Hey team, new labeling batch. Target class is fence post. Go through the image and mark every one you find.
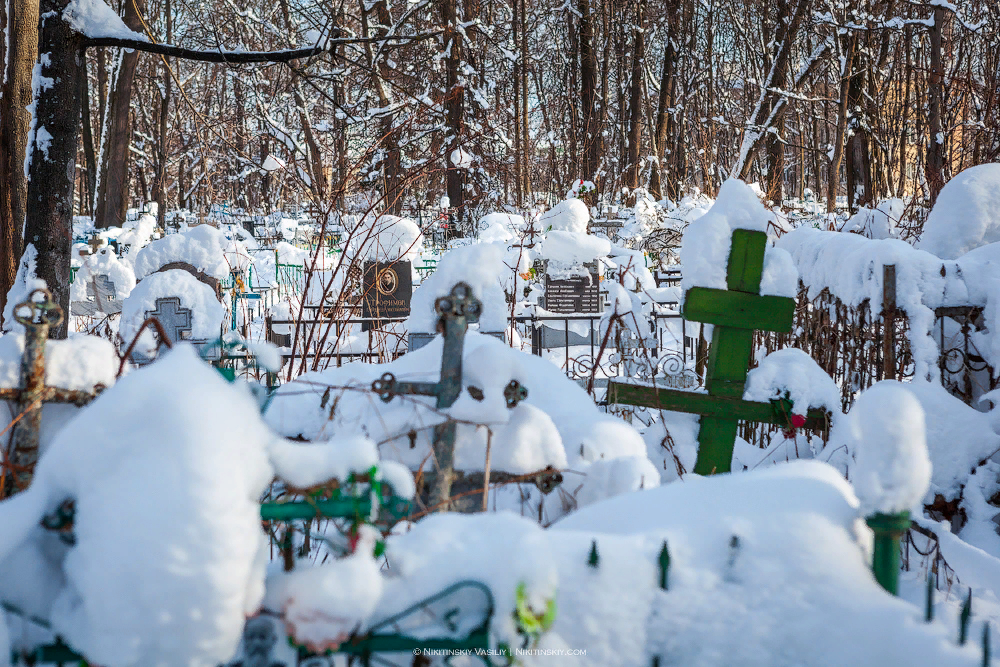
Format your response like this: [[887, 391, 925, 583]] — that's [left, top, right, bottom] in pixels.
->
[[882, 265, 897, 381], [867, 510, 910, 595]]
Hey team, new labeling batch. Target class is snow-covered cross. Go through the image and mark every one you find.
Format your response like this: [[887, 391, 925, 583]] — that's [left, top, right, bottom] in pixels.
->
[[145, 297, 193, 344], [371, 282, 528, 510], [0, 289, 99, 489], [608, 229, 828, 474]]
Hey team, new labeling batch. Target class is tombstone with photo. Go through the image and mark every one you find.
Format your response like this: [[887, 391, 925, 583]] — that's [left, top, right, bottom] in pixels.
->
[[361, 260, 412, 331]]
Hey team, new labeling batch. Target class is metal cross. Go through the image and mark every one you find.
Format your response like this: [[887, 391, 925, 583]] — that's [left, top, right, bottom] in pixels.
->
[[0, 289, 99, 492], [607, 229, 829, 474], [145, 297, 193, 344], [371, 282, 528, 510]]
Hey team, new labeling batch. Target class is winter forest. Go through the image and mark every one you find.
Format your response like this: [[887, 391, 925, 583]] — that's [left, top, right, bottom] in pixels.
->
[[2, 0, 1000, 664]]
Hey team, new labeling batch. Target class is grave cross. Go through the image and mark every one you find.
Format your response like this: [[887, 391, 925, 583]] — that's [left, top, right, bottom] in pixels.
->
[[71, 274, 121, 316], [0, 290, 99, 490], [371, 282, 528, 510], [146, 297, 193, 343], [607, 229, 828, 474]]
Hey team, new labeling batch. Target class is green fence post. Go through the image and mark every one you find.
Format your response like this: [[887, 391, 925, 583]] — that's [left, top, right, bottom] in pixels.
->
[[866, 511, 909, 596]]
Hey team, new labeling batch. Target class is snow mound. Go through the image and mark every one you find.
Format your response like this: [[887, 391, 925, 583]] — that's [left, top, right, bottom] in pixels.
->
[[0, 345, 392, 666], [117, 213, 157, 257], [847, 382, 932, 515], [478, 212, 524, 244], [0, 333, 117, 393], [918, 164, 1000, 259], [842, 198, 904, 239], [744, 348, 841, 419], [119, 269, 225, 344], [406, 244, 507, 334], [70, 246, 136, 303], [539, 230, 610, 266], [539, 198, 590, 235], [680, 179, 798, 299], [345, 213, 423, 264], [133, 225, 233, 281]]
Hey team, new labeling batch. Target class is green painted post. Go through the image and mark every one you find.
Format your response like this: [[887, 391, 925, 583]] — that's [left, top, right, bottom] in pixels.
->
[[658, 541, 670, 590], [983, 623, 990, 666], [588, 540, 600, 569], [926, 570, 935, 622], [867, 511, 909, 596], [961, 590, 973, 645]]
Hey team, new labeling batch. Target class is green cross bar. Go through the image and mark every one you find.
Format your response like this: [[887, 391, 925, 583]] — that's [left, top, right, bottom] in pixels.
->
[[608, 229, 827, 475]]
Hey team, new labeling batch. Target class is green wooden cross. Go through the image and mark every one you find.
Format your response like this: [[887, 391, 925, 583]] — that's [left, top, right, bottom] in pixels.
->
[[608, 229, 827, 475]]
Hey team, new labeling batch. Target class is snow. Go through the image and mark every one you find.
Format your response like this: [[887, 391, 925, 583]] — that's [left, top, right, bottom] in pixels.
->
[[261, 155, 286, 172], [0, 333, 117, 394], [265, 333, 649, 507], [133, 225, 234, 281], [918, 164, 1000, 260], [744, 348, 841, 419], [846, 382, 932, 515], [344, 213, 423, 264], [539, 198, 590, 235], [0, 345, 395, 666], [69, 246, 136, 303], [263, 526, 383, 652], [117, 213, 157, 257], [478, 212, 524, 244], [1, 245, 46, 334], [119, 269, 225, 343], [449, 148, 475, 169], [406, 244, 507, 334], [62, 0, 149, 42], [539, 230, 610, 266], [679, 179, 798, 299], [842, 198, 904, 239]]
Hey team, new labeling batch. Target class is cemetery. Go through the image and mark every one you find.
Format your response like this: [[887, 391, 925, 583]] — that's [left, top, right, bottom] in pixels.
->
[[2, 0, 1000, 664], [2, 169, 1000, 666]]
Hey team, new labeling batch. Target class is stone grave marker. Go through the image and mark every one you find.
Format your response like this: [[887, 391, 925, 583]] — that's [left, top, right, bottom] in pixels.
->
[[362, 260, 412, 331], [70, 274, 121, 316], [540, 261, 600, 347]]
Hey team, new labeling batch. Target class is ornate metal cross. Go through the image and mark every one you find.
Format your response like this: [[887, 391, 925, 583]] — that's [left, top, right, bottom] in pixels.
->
[[371, 282, 528, 510], [608, 229, 828, 474], [0, 289, 99, 491]]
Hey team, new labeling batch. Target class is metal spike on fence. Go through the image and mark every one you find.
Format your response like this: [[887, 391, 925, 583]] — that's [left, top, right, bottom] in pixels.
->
[[727, 535, 741, 570], [983, 622, 990, 667], [588, 540, 600, 569], [658, 541, 671, 591], [960, 589, 973, 646], [926, 570, 935, 623]]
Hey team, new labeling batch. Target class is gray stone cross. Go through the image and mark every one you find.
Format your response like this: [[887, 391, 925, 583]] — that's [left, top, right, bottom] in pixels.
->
[[145, 297, 193, 344], [70, 274, 121, 316]]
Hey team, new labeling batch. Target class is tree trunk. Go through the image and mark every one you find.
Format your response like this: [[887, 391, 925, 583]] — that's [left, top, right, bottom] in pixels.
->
[[24, 0, 84, 338], [364, 0, 403, 215], [623, 0, 645, 190], [94, 0, 144, 228], [441, 0, 465, 227], [579, 0, 601, 183], [0, 0, 39, 325], [649, 0, 677, 201], [827, 34, 856, 214], [926, 7, 947, 206]]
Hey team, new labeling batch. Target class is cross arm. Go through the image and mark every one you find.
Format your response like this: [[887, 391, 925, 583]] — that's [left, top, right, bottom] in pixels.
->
[[0, 387, 98, 407], [683, 287, 796, 333], [607, 380, 829, 431], [371, 372, 440, 403]]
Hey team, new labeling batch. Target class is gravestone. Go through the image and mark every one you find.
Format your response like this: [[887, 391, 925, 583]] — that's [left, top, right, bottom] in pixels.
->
[[540, 261, 600, 347], [543, 262, 600, 314], [362, 260, 412, 331], [133, 296, 220, 364], [70, 274, 121, 316]]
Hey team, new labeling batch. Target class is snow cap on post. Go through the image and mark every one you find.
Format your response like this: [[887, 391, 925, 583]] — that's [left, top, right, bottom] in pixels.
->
[[850, 382, 932, 515]]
